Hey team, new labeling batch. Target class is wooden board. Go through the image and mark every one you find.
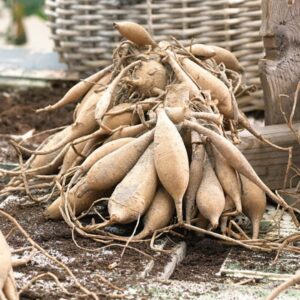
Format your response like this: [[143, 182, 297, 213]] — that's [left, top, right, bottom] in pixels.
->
[[259, 0, 300, 125], [238, 122, 300, 190], [133, 279, 300, 300]]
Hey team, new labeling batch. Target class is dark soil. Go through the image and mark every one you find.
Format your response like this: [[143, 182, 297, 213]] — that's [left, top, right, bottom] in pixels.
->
[[0, 196, 159, 299], [0, 84, 75, 135], [0, 84, 74, 163], [171, 235, 230, 283], [0, 194, 233, 299]]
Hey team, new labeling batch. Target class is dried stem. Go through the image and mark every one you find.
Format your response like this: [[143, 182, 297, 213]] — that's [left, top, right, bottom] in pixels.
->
[[267, 270, 300, 300]]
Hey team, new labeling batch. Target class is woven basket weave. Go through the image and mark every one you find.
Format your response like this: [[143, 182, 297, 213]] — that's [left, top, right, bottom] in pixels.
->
[[45, 0, 264, 111]]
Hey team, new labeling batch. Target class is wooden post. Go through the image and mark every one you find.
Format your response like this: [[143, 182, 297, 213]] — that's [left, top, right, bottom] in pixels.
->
[[259, 0, 300, 125]]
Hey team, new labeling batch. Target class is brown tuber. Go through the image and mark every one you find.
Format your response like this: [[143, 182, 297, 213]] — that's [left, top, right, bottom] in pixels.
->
[[240, 175, 266, 239], [154, 109, 189, 223], [114, 22, 157, 47], [196, 153, 225, 228]]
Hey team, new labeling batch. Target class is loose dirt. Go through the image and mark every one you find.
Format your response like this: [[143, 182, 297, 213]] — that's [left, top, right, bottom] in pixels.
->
[[0, 84, 74, 163], [0, 84, 74, 135], [0, 194, 233, 299]]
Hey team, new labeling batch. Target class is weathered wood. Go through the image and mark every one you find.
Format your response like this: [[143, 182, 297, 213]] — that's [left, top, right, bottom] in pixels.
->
[[238, 123, 300, 190], [259, 0, 300, 125]]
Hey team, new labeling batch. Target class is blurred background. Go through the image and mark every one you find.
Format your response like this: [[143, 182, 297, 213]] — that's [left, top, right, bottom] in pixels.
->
[[0, 0, 264, 113], [0, 0, 52, 50]]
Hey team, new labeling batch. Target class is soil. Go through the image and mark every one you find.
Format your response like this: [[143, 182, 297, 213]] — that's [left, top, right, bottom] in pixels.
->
[[0, 84, 74, 135], [171, 236, 230, 283], [0, 194, 159, 299], [0, 193, 232, 299], [0, 83, 75, 163]]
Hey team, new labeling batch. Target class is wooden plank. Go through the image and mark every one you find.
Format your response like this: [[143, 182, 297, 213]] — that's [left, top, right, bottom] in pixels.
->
[[238, 123, 300, 190], [133, 279, 300, 300], [259, 0, 300, 125], [0, 47, 78, 83]]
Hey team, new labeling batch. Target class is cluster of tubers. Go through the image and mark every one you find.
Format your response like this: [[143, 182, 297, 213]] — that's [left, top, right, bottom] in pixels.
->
[[1, 21, 294, 243]]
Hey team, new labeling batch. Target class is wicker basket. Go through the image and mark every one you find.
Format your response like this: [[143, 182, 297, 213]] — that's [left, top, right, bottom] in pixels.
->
[[45, 0, 264, 111]]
